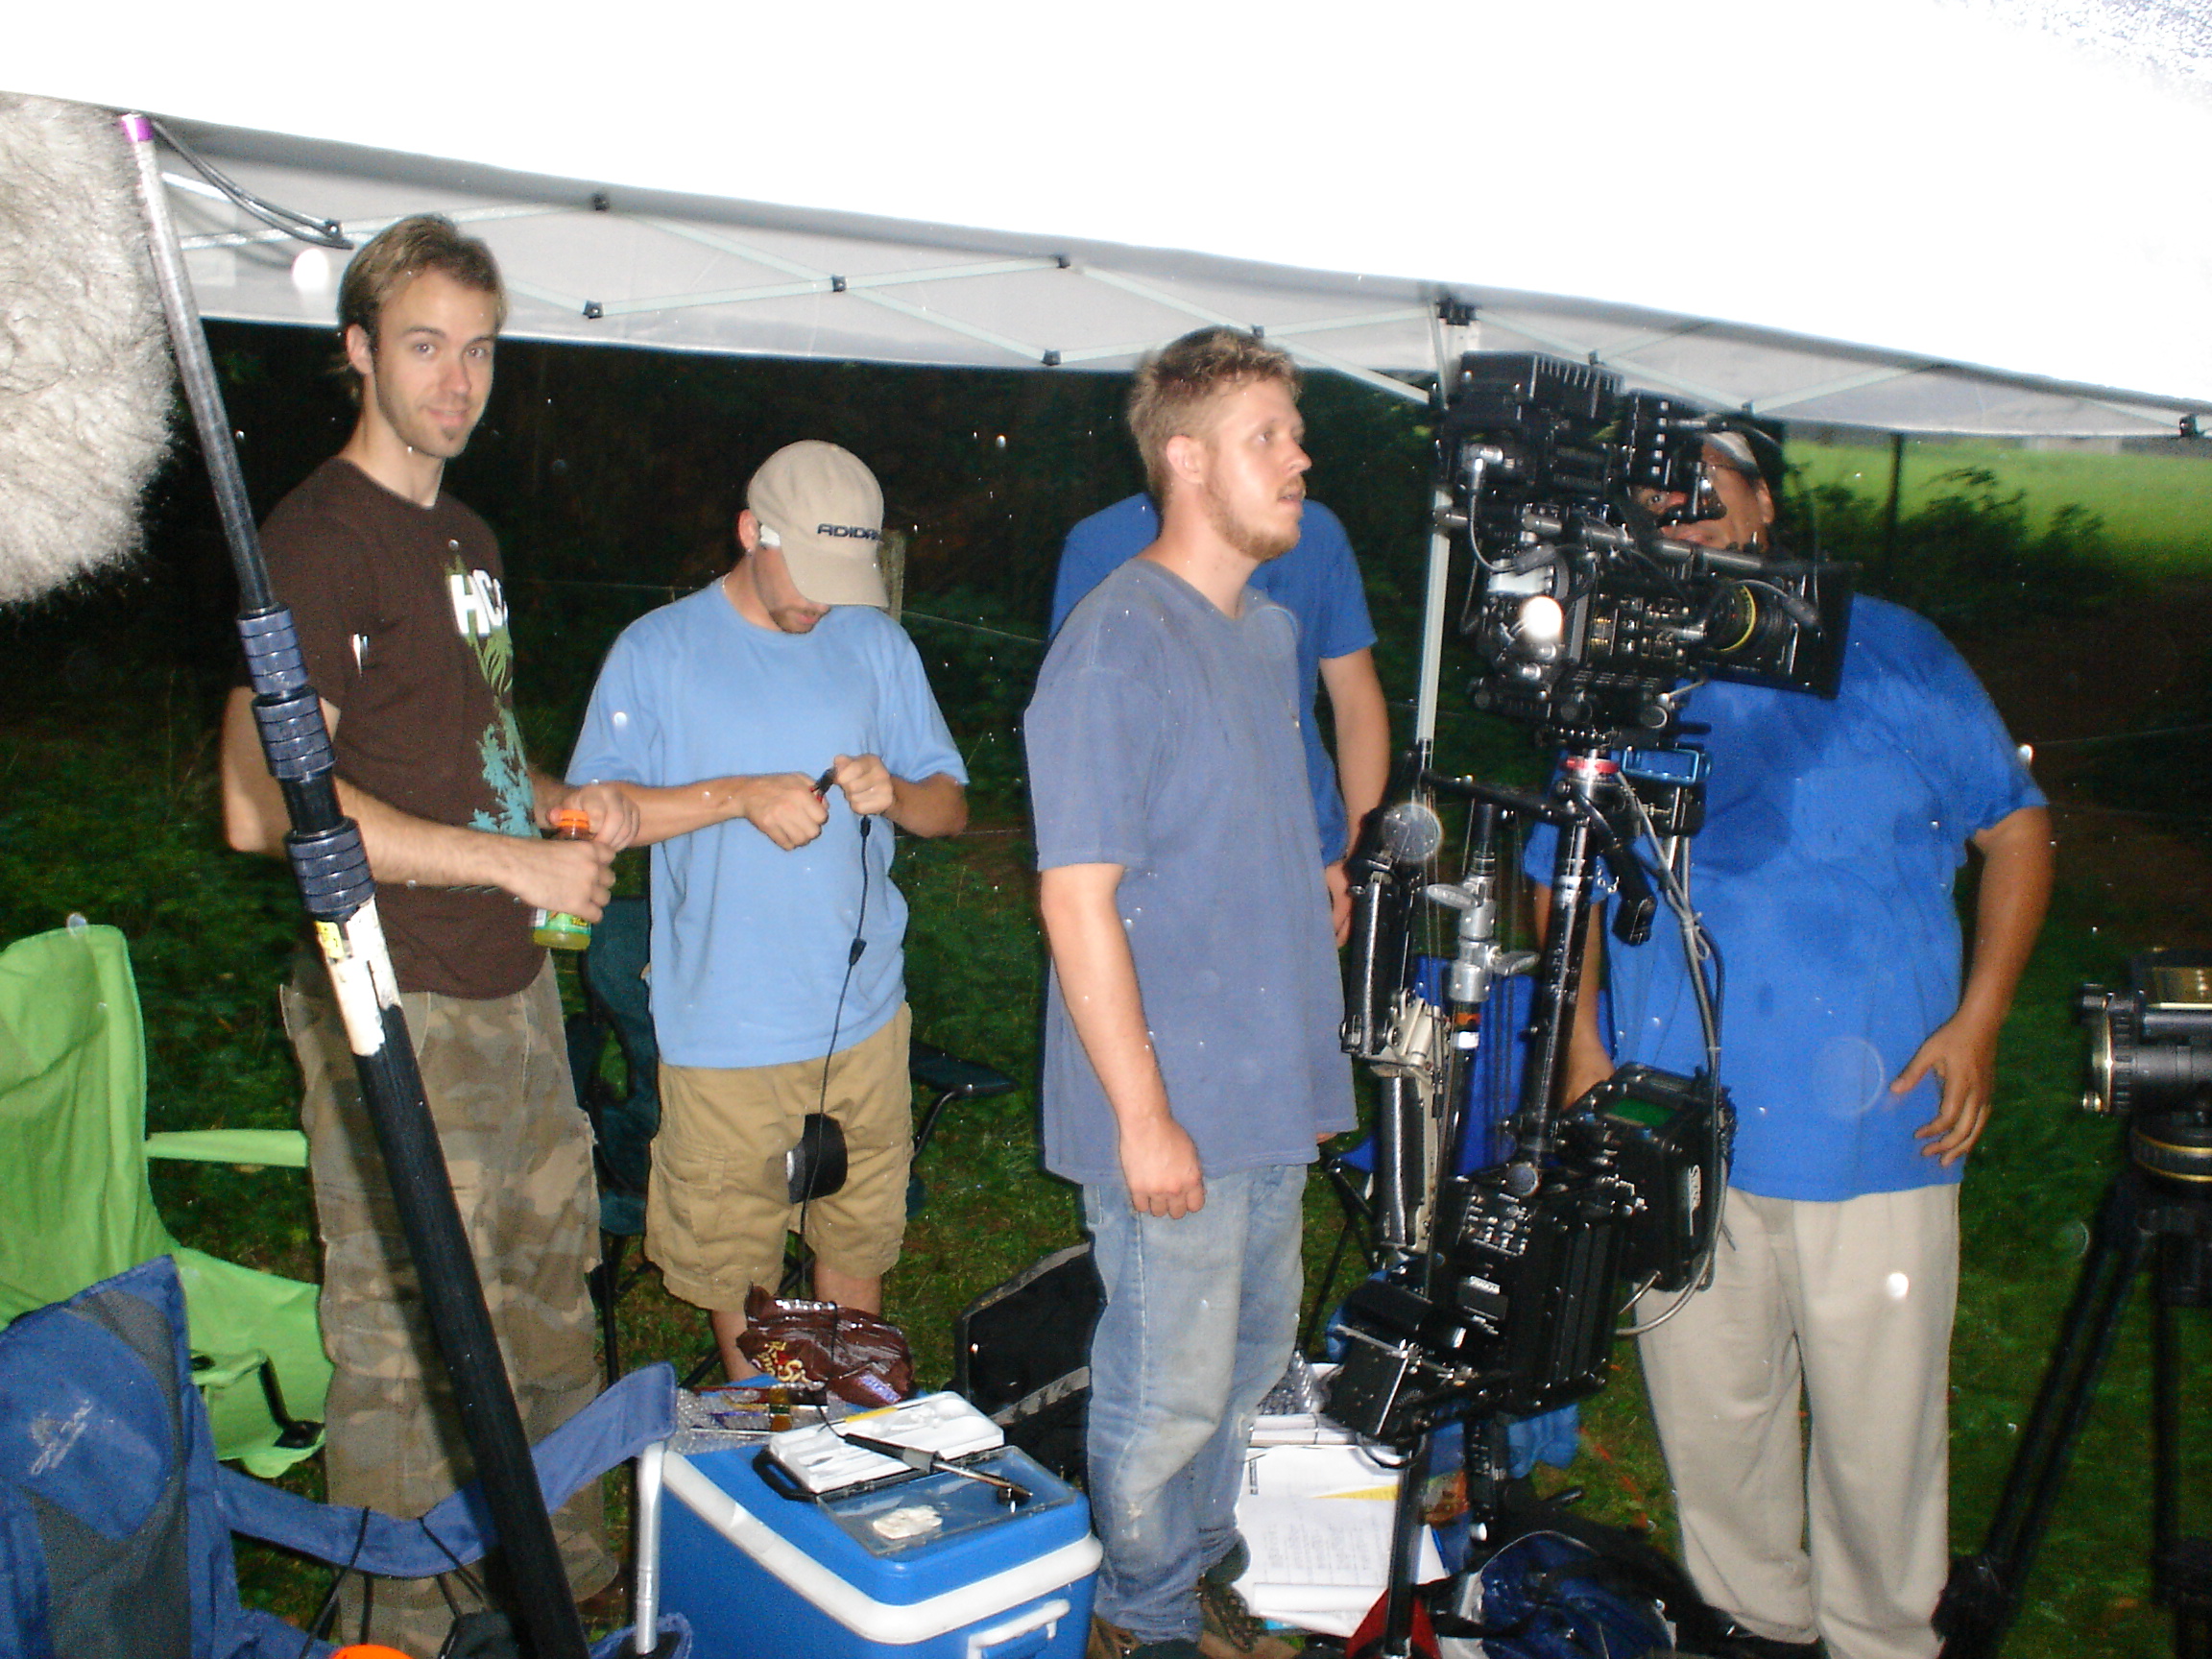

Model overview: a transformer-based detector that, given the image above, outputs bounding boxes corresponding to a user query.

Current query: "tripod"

[1938,1164,2212,1659]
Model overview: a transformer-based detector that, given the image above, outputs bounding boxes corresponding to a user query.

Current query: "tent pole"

[1882,430,1908,586]
[1415,489,1452,753]
[1413,304,1467,752]
[124,114,591,1659]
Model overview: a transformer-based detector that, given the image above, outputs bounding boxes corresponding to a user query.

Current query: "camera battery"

[1583,1065,1730,1293]
[1463,1177,1630,1416]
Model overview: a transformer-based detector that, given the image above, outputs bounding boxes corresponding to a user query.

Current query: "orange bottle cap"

[551,808,591,832]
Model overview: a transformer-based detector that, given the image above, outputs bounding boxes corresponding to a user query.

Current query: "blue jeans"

[1082,1165,1306,1642]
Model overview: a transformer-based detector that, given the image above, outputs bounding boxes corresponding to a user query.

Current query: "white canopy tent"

[11,0,2212,437]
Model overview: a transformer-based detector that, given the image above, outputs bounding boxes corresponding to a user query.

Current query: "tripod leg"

[1355,1431,1435,1659]
[1939,1174,2149,1659]
[2152,1232,2212,1659]
[2153,1252,2182,1631]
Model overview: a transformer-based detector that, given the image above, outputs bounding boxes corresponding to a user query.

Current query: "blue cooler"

[637,1439,1099,1659]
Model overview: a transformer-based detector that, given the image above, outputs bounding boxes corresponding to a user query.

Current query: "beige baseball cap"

[746,441,889,608]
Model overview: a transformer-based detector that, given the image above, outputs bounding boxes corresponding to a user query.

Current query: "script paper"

[1234,1442,1447,1638]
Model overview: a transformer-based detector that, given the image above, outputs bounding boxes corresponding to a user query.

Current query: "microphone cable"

[790,789,876,1270]
[817,814,874,1108]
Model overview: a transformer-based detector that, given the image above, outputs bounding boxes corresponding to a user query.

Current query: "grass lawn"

[9,377,2210,1650]
[4,577,2204,1659]
[1788,436,2212,575]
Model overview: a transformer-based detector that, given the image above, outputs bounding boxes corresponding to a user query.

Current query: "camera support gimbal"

[1353,736,1667,1659]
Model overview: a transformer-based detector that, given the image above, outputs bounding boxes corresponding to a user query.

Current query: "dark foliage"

[1791,465,2132,637]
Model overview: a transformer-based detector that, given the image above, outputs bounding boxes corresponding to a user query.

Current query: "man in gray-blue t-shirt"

[1026,328,1354,1659]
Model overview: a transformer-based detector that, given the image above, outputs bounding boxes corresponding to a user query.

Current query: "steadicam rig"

[1329,775,1732,1447]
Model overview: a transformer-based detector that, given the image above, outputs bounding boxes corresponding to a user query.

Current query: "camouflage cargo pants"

[283,956,613,1657]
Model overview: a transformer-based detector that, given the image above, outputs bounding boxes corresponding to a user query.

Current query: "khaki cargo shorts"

[649,1004,912,1310]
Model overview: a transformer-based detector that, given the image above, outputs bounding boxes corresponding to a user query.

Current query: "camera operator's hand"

[1118,1112,1207,1219]
[1898,1013,1999,1166]
[1324,859,1354,948]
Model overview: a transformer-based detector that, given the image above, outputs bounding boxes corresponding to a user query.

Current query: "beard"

[1202,479,1300,564]
[376,386,478,461]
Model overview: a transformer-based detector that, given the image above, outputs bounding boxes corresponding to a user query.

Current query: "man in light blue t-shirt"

[568,442,967,1379]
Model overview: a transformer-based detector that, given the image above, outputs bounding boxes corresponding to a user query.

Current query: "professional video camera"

[1326,356,1838,1450]
[2077,950,2212,1184]
[1441,351,1853,737]
[1320,347,1851,1658]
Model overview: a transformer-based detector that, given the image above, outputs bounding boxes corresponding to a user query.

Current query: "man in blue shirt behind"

[1052,491,1389,942]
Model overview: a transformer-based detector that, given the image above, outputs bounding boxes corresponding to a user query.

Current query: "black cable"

[147,119,353,250]
[794,806,875,1251]
[816,814,875,1108]
[297,1507,374,1659]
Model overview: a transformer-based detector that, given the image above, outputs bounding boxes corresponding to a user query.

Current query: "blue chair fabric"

[0,1256,688,1659]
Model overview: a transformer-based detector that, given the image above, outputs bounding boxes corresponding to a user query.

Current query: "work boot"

[1196,1544,1297,1659]
[1087,1614,1205,1659]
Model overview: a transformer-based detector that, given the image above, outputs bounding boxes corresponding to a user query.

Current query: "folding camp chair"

[565,897,661,1383]
[0,919,328,1475]
[0,1255,687,1659]
[564,898,1019,1384]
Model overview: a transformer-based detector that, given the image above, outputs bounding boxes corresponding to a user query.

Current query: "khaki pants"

[1637,1184,1959,1659]
[285,956,613,1657]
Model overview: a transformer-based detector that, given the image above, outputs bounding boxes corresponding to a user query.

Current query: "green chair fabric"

[0,920,329,1475]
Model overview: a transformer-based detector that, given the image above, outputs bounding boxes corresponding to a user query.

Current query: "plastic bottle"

[531,808,594,950]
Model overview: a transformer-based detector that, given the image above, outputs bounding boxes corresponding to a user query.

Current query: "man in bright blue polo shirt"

[1053,492,1389,942]
[568,441,968,1380]
[1539,435,2054,1659]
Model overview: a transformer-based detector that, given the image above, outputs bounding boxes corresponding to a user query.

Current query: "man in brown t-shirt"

[219,215,635,1655]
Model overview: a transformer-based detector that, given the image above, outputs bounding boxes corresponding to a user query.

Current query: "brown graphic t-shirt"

[257,458,543,998]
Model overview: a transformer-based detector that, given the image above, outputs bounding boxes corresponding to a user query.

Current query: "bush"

[1788,466,2130,636]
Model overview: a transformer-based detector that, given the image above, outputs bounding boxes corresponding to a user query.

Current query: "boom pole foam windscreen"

[0,95,173,605]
